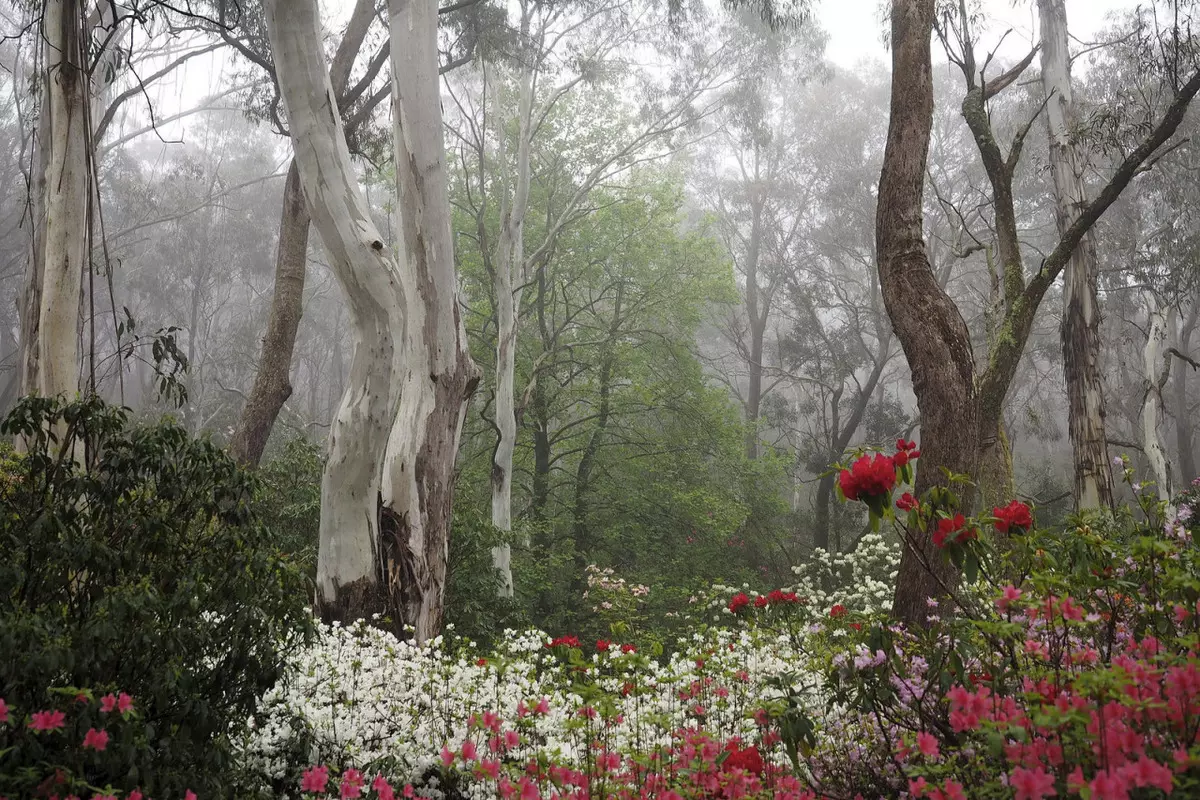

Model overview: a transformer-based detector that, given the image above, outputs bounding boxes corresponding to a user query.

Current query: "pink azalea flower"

[340,767,365,799]
[100,694,118,713]
[117,693,134,714]
[441,743,455,766]
[0,698,8,724]
[534,697,550,715]
[916,731,939,759]
[128,791,144,800]
[504,729,520,749]
[185,792,197,800]
[372,775,395,800]
[301,765,330,793]
[1010,766,1056,800]
[28,710,66,732]
[462,739,478,761]
[82,727,109,751]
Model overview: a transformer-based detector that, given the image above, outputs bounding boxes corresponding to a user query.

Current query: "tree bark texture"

[877,0,979,627]
[381,0,481,642]
[1175,305,1197,483]
[32,0,89,402]
[263,0,406,629]
[1140,292,1173,501]
[1039,0,1114,510]
[489,44,536,597]
[231,0,377,467]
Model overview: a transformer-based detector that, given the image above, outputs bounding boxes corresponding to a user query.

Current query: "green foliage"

[0,396,313,798]
[255,436,324,577]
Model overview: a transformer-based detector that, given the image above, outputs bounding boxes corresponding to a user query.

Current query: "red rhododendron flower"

[723,741,764,775]
[933,514,974,548]
[545,635,580,649]
[595,639,610,652]
[896,492,919,512]
[830,604,847,619]
[753,595,768,608]
[728,593,750,613]
[994,500,1033,533]
[838,453,897,502]
[620,643,637,653]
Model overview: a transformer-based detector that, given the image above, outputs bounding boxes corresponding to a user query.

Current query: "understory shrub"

[0,396,313,798]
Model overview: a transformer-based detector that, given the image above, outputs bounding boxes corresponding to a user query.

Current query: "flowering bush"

[0,686,200,799]
[233,617,829,798]
[0,396,312,797]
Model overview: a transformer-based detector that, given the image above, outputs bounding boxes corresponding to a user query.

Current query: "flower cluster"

[836,453,896,503]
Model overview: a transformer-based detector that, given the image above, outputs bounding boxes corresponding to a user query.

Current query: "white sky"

[819,0,1139,70]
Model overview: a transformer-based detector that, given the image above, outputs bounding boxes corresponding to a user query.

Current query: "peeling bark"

[232,0,378,467]
[382,0,481,642]
[1039,0,1114,510]
[263,0,405,627]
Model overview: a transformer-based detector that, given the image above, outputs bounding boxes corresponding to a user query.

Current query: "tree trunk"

[381,0,481,642]
[35,0,89,401]
[231,0,376,467]
[228,160,310,465]
[1140,292,1173,501]
[1039,0,1114,511]
[263,0,405,627]
[877,0,978,627]
[487,14,536,598]
[743,193,765,460]
[1174,304,1197,483]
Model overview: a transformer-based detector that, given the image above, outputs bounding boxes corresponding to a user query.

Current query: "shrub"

[0,395,313,798]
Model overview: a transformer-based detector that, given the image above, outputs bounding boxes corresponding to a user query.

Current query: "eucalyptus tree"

[264,0,478,639]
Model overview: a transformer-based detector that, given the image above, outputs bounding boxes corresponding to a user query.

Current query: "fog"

[2,0,1198,633]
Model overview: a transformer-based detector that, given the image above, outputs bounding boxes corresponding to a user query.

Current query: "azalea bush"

[0,686,201,800]
[0,396,313,797]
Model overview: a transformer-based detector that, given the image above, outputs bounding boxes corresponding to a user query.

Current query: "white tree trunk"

[36,0,89,401]
[1039,0,1114,511]
[263,0,406,619]
[1141,292,1173,501]
[489,37,536,598]
[384,0,480,641]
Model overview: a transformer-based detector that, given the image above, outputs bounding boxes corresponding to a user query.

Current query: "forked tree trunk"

[263,0,405,626]
[1039,0,1114,511]
[228,159,309,466]
[381,0,480,642]
[1140,292,1173,501]
[35,0,89,402]
[877,0,979,627]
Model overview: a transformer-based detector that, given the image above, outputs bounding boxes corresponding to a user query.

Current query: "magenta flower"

[340,767,365,799]
[83,727,109,751]
[372,775,395,800]
[301,765,330,793]
[28,710,65,732]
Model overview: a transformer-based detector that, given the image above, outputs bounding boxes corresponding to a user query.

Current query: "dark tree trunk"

[876,0,979,627]
[229,159,310,466]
